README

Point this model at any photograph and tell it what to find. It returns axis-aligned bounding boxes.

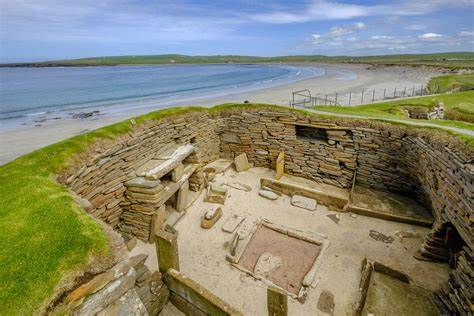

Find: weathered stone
[236,218,254,240]
[176,180,189,212]
[275,152,284,180]
[254,252,282,277]
[125,178,162,189]
[259,189,279,200]
[222,215,245,233]
[172,163,184,182]
[96,289,147,316]
[317,290,335,314]
[327,213,340,224]
[291,195,317,211]
[155,227,180,274]
[224,182,252,192]
[267,286,288,316]
[204,184,228,204]
[72,268,136,315]
[67,260,132,306]
[234,153,251,172]
[201,206,222,229]
[126,238,137,251]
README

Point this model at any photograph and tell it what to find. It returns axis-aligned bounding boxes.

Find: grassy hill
[2,52,474,69]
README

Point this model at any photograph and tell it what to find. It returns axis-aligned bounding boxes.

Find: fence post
[403,87,406,97]
[394,88,397,98]
[361,89,364,104]
[325,94,327,105]
[348,92,352,105]
[383,88,386,99]
[335,92,338,105]
[412,86,415,96]
[372,89,375,102]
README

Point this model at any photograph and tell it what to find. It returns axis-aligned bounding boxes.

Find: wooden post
[412,86,415,96]
[394,88,397,98]
[155,225,180,274]
[325,94,327,105]
[383,88,386,99]
[361,89,364,103]
[267,286,287,316]
[348,91,352,105]
[372,89,375,102]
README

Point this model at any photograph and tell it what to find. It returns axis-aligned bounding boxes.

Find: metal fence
[290,84,436,108]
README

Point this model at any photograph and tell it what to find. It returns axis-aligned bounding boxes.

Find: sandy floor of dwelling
[135,167,450,316]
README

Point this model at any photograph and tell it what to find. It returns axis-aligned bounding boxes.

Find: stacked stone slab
[121,178,164,241]
[67,255,168,316]
[435,247,473,315]
[63,107,472,314]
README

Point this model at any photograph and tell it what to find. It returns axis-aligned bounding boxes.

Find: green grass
[0,103,472,314]
[2,52,474,70]
[0,106,206,315]
[314,91,474,130]
[428,73,474,93]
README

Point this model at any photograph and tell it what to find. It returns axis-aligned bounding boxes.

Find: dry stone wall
[63,107,472,315]
[65,112,220,231]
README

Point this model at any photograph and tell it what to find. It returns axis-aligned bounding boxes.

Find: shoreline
[0,63,442,165]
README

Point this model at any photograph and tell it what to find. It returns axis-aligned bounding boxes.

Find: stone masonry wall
[65,112,220,229]
[63,107,472,314]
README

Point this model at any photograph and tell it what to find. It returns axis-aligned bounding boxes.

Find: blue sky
[1,0,473,62]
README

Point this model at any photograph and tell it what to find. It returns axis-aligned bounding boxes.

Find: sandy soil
[0,64,441,165]
[135,166,449,316]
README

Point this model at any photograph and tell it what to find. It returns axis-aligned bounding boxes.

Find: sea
[0,64,325,131]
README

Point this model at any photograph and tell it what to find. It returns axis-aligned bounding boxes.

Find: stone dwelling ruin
[59,106,472,315]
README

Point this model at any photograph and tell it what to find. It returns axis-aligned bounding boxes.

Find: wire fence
[290,84,437,108]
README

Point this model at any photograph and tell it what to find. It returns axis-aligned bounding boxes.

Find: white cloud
[354,22,365,29]
[405,24,427,31]
[250,0,472,24]
[418,33,444,41]
[459,31,474,37]
[371,35,394,40]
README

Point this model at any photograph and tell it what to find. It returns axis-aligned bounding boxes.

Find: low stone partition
[164,269,242,316]
[66,255,168,315]
[61,106,472,314]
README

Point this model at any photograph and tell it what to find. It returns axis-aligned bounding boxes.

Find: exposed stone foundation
[63,107,473,315]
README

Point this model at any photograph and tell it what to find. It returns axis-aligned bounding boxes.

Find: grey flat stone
[291,195,317,211]
[259,189,279,200]
[222,215,245,233]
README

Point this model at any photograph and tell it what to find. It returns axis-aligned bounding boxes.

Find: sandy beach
[0,63,441,165]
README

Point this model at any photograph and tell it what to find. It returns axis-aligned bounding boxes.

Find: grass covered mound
[0,103,472,314]
[0,106,205,315]
[428,73,474,93]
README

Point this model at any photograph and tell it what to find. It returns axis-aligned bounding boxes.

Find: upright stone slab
[151,205,166,239]
[155,226,180,274]
[275,152,284,180]
[234,153,250,172]
[176,180,189,212]
[267,286,287,316]
[172,163,185,182]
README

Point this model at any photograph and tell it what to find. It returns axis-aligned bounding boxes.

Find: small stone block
[259,189,279,200]
[291,195,317,211]
[237,218,254,240]
[234,153,251,172]
[201,207,222,229]
[172,163,184,182]
[222,215,245,233]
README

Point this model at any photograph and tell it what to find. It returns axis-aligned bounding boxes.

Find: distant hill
[2,52,474,69]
